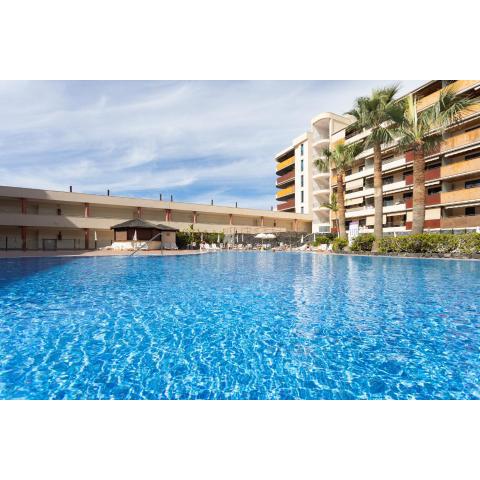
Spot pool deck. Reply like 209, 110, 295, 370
0, 249, 203, 259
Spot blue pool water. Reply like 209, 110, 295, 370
0, 253, 479, 399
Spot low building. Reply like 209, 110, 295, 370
0, 185, 312, 251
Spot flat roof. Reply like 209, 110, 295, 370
0, 185, 312, 221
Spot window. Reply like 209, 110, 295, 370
403, 191, 413, 199
301, 191, 304, 203
358, 165, 364, 172
301, 159, 304, 171
301, 206, 304, 214
383, 196, 394, 207
426, 162, 441, 170
345, 169, 352, 176
383, 176, 394, 185
428, 187, 441, 195
300, 143, 304, 156
403, 170, 413, 179
57, 208, 62, 216
465, 206, 476, 216
465, 179, 480, 189
301, 175, 304, 187
465, 151, 480, 161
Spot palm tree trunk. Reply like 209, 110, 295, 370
412, 146, 426, 234
372, 142, 383, 251
337, 173, 347, 239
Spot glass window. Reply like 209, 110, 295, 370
300, 143, 304, 156
301, 175, 304, 187
465, 179, 480, 189
465, 206, 476, 216
383, 196, 394, 206
428, 187, 441, 195
383, 176, 394, 185
465, 151, 480, 161
345, 169, 352, 176
301, 206, 304, 213
301, 159, 304, 171
301, 191, 304, 203
403, 191, 413, 199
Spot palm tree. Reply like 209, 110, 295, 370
347, 85, 403, 250
396, 88, 478, 234
322, 192, 339, 237
316, 141, 362, 239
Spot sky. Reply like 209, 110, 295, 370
0, 80, 424, 209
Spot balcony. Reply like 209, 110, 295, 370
405, 219, 441, 230
416, 80, 480, 111
383, 203, 407, 214
441, 214, 480, 229
276, 170, 295, 186
276, 156, 295, 174
440, 128, 480, 155
345, 187, 374, 200
441, 186, 480, 205
313, 187, 329, 196
441, 157, 480, 179
383, 180, 407, 192
276, 185, 295, 200
405, 193, 440, 209
405, 167, 441, 185
277, 199, 295, 211
345, 206, 375, 218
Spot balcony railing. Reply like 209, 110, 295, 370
405, 167, 441, 185
441, 214, 480, 229
440, 127, 480, 154
277, 199, 295, 211
441, 157, 480, 179
441, 186, 480, 205
276, 185, 295, 199
405, 193, 440, 209
276, 170, 295, 186
416, 80, 480, 111
276, 156, 295, 173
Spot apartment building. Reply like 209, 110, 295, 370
330, 80, 480, 234
275, 112, 352, 233
0, 185, 311, 250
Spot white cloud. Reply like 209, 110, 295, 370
0, 80, 425, 208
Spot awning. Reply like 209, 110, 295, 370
445, 142, 480, 157
445, 202, 480, 209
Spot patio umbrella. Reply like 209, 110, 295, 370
264, 233, 276, 239
133, 230, 137, 241
300, 234, 304, 244
217, 234, 220, 244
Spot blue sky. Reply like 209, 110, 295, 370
0, 80, 424, 209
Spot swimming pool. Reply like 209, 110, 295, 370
0, 253, 478, 399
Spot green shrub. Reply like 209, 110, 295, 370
350, 233, 375, 252
332, 237, 348, 252
176, 230, 224, 249
313, 235, 331, 246
378, 233, 480, 255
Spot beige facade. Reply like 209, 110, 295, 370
0, 185, 312, 250
330, 80, 480, 233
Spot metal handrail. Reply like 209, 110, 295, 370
130, 231, 163, 256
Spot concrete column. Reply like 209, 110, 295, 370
21, 226, 27, 251
84, 228, 90, 250
20, 198, 27, 214
261, 216, 264, 227
229, 214, 233, 225
165, 209, 172, 222
294, 219, 298, 232
137, 207, 143, 218
193, 211, 197, 224
84, 203, 90, 218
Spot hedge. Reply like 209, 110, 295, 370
378, 233, 480, 255
313, 235, 331, 246
350, 233, 375, 252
